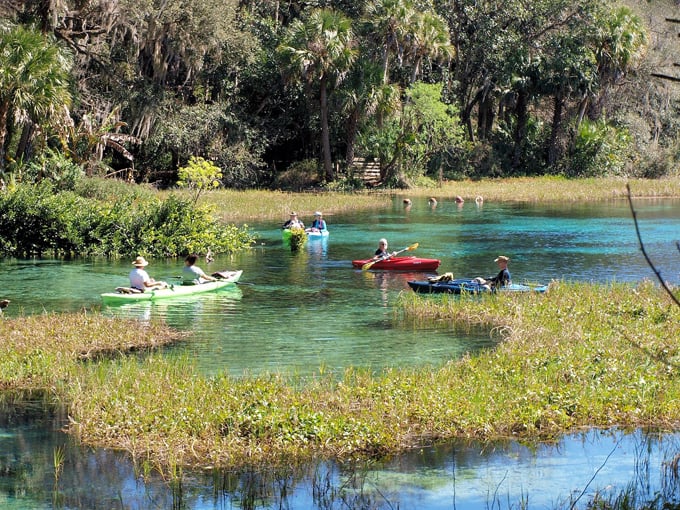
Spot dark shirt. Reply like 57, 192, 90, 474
283, 218, 304, 229
374, 248, 389, 258
487, 268, 511, 287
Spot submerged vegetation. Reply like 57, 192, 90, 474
2, 281, 680, 475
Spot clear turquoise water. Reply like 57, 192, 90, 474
1, 197, 679, 509
2, 198, 678, 376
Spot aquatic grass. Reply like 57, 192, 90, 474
393, 176, 680, 203
177, 176, 680, 224
58, 281, 680, 473
189, 189, 392, 223
0, 313, 184, 390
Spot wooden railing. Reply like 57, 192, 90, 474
351, 157, 381, 186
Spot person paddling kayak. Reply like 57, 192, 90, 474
182, 253, 216, 285
129, 256, 169, 292
372, 238, 395, 261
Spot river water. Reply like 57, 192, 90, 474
1, 196, 679, 508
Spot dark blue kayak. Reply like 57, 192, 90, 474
407, 278, 548, 294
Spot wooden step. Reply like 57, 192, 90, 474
351, 158, 381, 185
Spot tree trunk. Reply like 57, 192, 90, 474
0, 101, 10, 172
410, 56, 421, 84
345, 107, 360, 170
319, 76, 333, 181
512, 89, 528, 169
476, 88, 495, 140
547, 91, 564, 167
15, 121, 36, 166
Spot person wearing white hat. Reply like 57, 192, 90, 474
129, 256, 168, 291
475, 255, 511, 289
307, 211, 327, 233
282, 211, 305, 229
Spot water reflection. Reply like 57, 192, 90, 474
2, 396, 679, 510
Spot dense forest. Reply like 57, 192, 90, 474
0, 0, 678, 190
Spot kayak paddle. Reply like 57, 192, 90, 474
361, 242, 419, 270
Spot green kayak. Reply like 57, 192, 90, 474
101, 270, 243, 304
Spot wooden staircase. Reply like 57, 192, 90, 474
351, 157, 381, 186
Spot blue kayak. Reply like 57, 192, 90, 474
306, 229, 329, 240
407, 278, 548, 295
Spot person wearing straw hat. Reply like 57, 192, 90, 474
282, 211, 305, 229
307, 211, 327, 233
129, 256, 169, 291
475, 255, 511, 289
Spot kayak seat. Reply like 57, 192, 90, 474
428, 272, 454, 283
115, 286, 143, 294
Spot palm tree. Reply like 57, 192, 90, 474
406, 11, 455, 83
583, 6, 647, 123
364, 0, 418, 85
0, 24, 71, 173
277, 8, 358, 181
339, 59, 402, 169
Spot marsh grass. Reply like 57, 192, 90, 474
52, 281, 680, 474
0, 313, 183, 390
176, 176, 680, 224
396, 176, 680, 203
190, 189, 392, 223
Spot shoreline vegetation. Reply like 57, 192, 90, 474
198, 175, 680, 222
2, 177, 680, 475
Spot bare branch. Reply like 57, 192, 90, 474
626, 183, 680, 307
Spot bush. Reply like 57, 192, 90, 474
274, 160, 321, 191
567, 119, 633, 177
0, 182, 255, 258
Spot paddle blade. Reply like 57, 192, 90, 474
406, 242, 419, 251
361, 260, 376, 270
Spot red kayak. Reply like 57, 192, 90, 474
351, 256, 441, 271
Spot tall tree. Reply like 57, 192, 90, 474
406, 11, 454, 83
583, 6, 647, 123
363, 0, 418, 85
277, 8, 358, 181
0, 24, 71, 173
339, 58, 402, 168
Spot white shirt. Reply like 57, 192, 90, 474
129, 267, 151, 290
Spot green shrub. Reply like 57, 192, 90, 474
274, 160, 321, 191
0, 183, 255, 257
567, 119, 633, 177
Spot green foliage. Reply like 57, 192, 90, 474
0, 23, 72, 173
143, 103, 269, 189
23, 147, 84, 190
3, 0, 678, 187
0, 182, 255, 257
273, 159, 321, 191
177, 156, 223, 205
389, 82, 465, 185
568, 119, 633, 177
0, 182, 99, 257
285, 227, 307, 251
